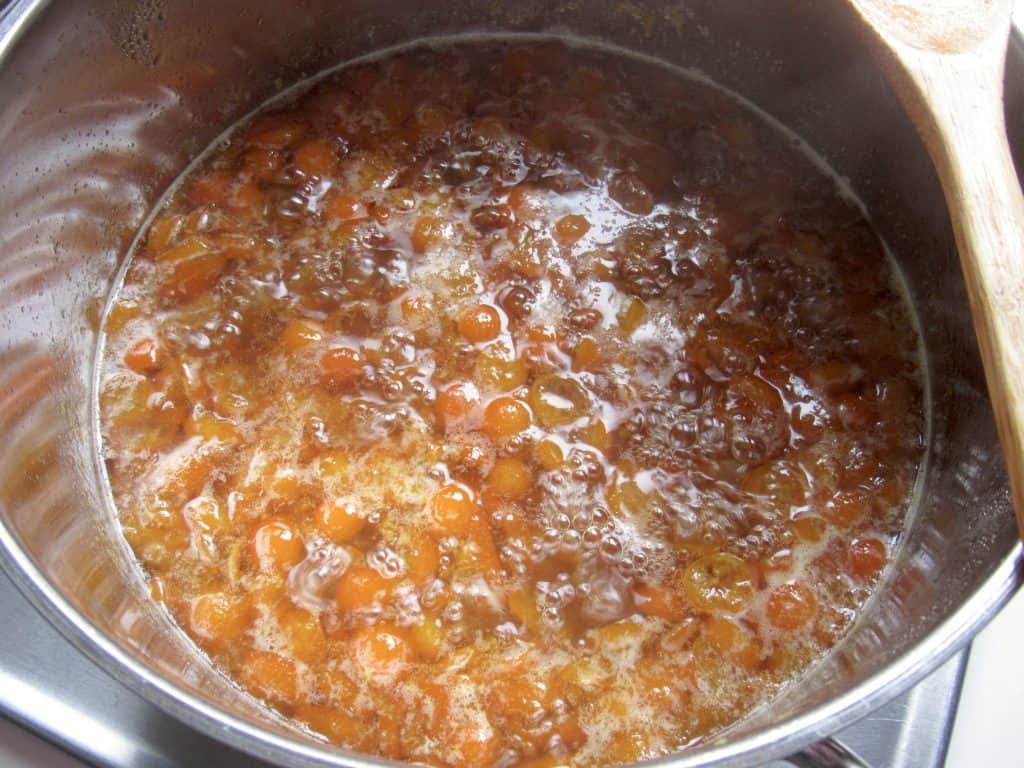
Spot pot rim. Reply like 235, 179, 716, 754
0, 1, 1021, 765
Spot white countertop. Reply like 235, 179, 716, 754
944, 585, 1024, 767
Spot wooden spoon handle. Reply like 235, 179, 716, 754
903, 47, 1024, 531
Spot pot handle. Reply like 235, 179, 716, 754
785, 737, 870, 768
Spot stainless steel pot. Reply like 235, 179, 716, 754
0, 1, 1021, 767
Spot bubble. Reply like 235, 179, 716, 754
438, 537, 459, 554
220, 322, 242, 341
187, 331, 211, 350
422, 579, 447, 609
287, 539, 352, 612
730, 432, 766, 464
383, 379, 404, 401
670, 418, 699, 447
673, 368, 704, 408
698, 413, 728, 455
580, 572, 631, 626
600, 535, 623, 562
583, 526, 602, 547
395, 589, 423, 624
443, 599, 464, 623
367, 545, 405, 578
554, 513, 571, 531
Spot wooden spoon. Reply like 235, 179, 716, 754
849, 0, 1024, 536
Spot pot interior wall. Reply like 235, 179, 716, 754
0, 0, 1017, 764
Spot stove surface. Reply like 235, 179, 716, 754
0, 567, 965, 768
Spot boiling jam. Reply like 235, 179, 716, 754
99, 40, 924, 767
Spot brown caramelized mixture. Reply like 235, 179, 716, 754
99, 41, 924, 767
